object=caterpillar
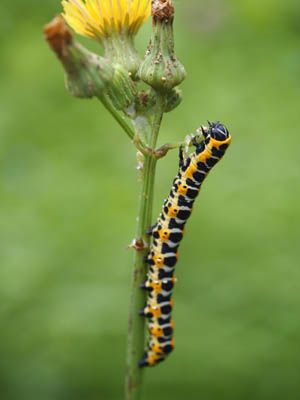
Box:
[139,121,232,367]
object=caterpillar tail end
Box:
[138,354,165,368]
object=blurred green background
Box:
[1,0,300,399]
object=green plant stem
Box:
[99,96,154,157]
[98,95,135,141]
[125,95,164,400]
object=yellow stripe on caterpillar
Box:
[184,163,198,179]
[209,135,232,150]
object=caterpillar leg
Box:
[191,134,203,147]
[145,223,158,236]
[179,146,185,169]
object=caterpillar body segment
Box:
[149,319,174,338]
[139,122,231,367]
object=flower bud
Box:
[103,35,142,79]
[44,16,113,98]
[65,46,114,98]
[139,0,186,92]
[106,64,137,110]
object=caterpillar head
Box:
[208,121,230,141]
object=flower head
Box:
[62,0,151,40]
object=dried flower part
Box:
[62,0,151,39]
[152,0,174,21]
[44,15,73,59]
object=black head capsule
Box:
[208,121,230,141]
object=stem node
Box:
[129,239,149,252]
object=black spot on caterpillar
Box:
[139,121,232,368]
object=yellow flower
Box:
[62,0,151,40]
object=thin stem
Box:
[98,95,135,141]
[99,95,155,157]
[125,95,165,400]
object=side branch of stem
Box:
[99,95,135,141]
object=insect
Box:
[139,121,232,367]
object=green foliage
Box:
[1,1,300,399]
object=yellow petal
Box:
[62,0,150,39]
